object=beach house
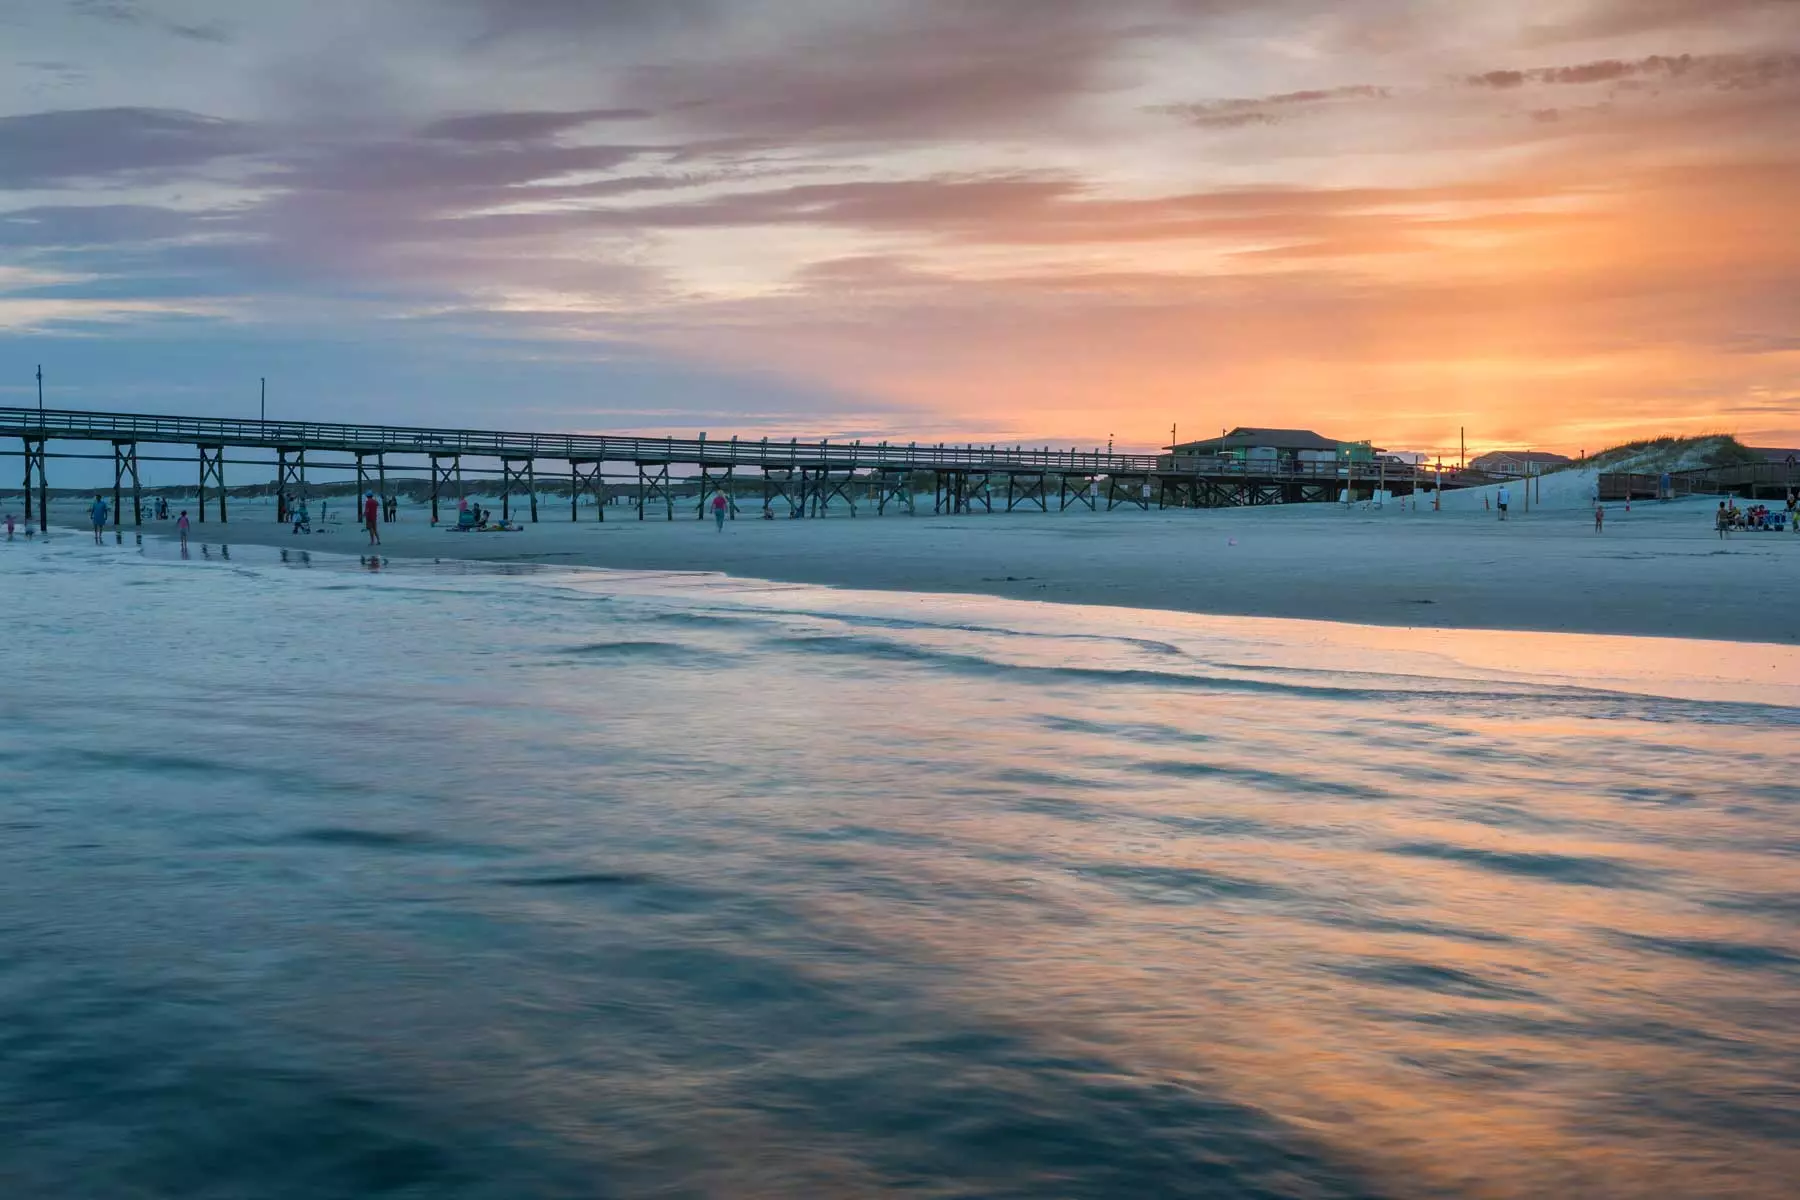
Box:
[1163,427,1360,471]
[1469,450,1572,477]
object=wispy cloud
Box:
[69,0,230,43]
[1154,86,1393,129]
[0,107,252,188]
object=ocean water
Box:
[2,536,1797,1199]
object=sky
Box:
[1,0,1797,457]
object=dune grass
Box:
[1570,434,1762,473]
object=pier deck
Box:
[3,405,1465,531]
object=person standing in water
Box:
[176,510,190,547]
[363,491,381,546]
[89,494,109,543]
[710,488,728,531]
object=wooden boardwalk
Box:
[1601,464,1799,502]
[2,405,1468,531]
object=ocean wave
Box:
[1385,841,1656,888]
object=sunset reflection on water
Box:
[3,545,1795,1198]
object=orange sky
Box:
[2,1,1797,456]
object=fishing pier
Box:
[2,405,1465,532]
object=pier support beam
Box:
[112,441,141,527]
[197,444,227,523]
[354,451,383,511]
[500,458,537,523]
[695,464,737,519]
[1106,474,1150,512]
[762,469,799,518]
[1060,474,1098,511]
[1158,476,1200,510]
[570,459,605,522]
[803,468,858,517]
[23,436,48,532]
[637,462,673,521]
[873,468,913,515]
[429,454,460,525]
[1005,472,1048,513]
[934,470,957,515]
[961,472,993,514]
[275,447,305,524]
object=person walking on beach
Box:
[710,488,728,531]
[1594,502,1604,533]
[89,494,109,542]
[1496,484,1510,521]
[176,510,190,547]
[363,491,381,546]
[4,512,14,540]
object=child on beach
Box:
[176,510,190,546]
[711,489,728,530]
[89,495,109,543]
[4,513,13,539]
[1594,504,1604,533]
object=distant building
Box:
[1165,427,1363,470]
[1469,450,1572,477]
[1750,446,1800,467]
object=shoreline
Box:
[27,496,1800,645]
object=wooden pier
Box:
[1,405,1469,532]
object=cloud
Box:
[68,0,230,43]
[602,0,1271,144]
[0,107,253,188]
[1157,51,1800,140]
[0,204,224,247]
[1465,53,1800,90]
[419,108,653,142]
[253,137,642,197]
[444,0,722,44]
[1525,0,1800,44]
[1154,86,1393,129]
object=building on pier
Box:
[1162,427,1366,471]
[1469,450,1572,477]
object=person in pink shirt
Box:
[176,510,190,547]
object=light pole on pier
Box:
[260,377,266,423]
[36,364,43,417]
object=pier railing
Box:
[1,406,1164,474]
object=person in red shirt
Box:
[363,492,381,545]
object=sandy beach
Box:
[30,492,1799,644]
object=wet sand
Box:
[35,495,1800,643]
